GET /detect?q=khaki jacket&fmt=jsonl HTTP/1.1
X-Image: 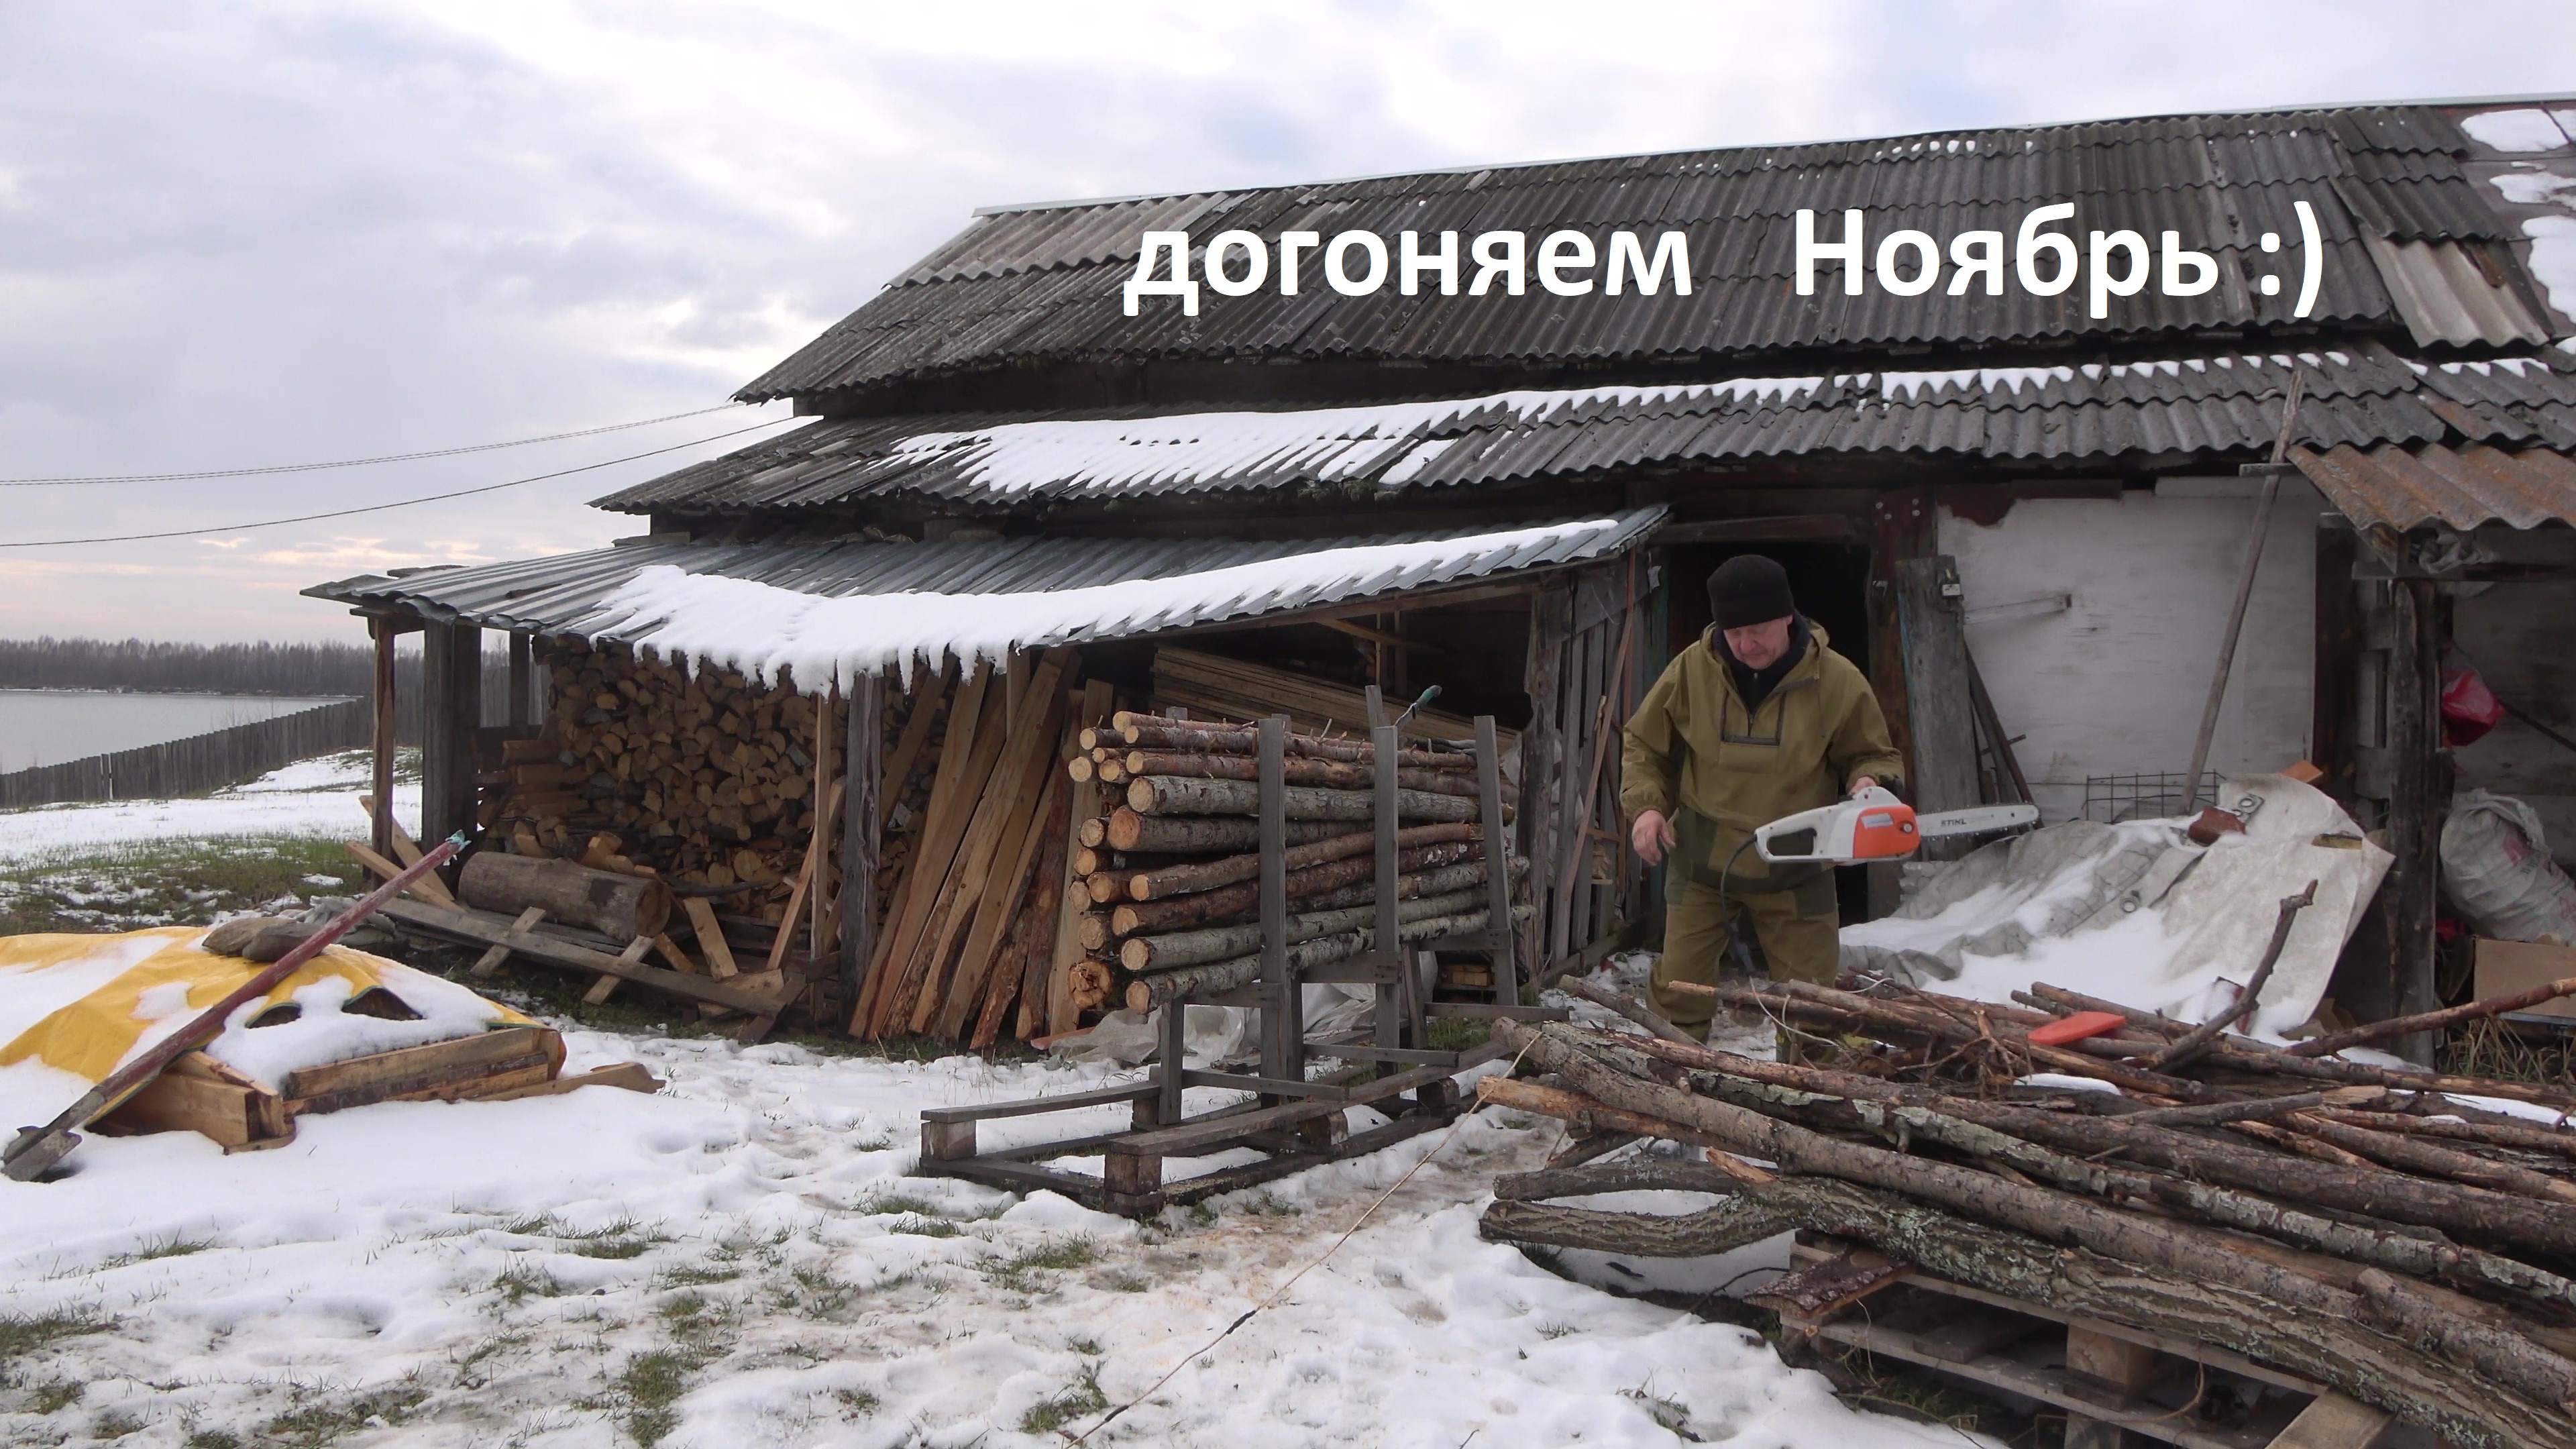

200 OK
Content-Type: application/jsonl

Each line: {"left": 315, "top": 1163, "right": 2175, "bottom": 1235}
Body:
{"left": 1619, "top": 621, "right": 1905, "bottom": 888}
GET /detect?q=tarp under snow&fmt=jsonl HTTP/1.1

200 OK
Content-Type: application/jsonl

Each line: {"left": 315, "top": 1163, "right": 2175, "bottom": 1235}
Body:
{"left": 1841, "top": 774, "right": 2393, "bottom": 1038}
{"left": 1, "top": 927, "right": 533, "bottom": 1124}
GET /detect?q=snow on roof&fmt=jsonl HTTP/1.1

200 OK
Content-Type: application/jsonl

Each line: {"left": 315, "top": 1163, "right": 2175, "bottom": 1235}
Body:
{"left": 565, "top": 512, "right": 1661, "bottom": 690}
{"left": 2462, "top": 108, "right": 2575, "bottom": 153}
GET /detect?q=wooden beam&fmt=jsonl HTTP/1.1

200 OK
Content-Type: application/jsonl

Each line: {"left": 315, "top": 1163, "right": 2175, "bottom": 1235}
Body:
{"left": 371, "top": 616, "right": 398, "bottom": 859}
{"left": 1893, "top": 555, "right": 1980, "bottom": 820}
{"left": 2383, "top": 578, "right": 2445, "bottom": 1064}
{"left": 419, "top": 622, "right": 482, "bottom": 846}
{"left": 1653, "top": 514, "right": 1860, "bottom": 543}
{"left": 841, "top": 670, "right": 883, "bottom": 1020}
{"left": 507, "top": 632, "right": 533, "bottom": 731}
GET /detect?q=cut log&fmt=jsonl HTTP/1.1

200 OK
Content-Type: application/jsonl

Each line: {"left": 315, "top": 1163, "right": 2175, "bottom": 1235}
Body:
{"left": 1108, "top": 843, "right": 1484, "bottom": 936}
{"left": 1121, "top": 887, "right": 1491, "bottom": 971}
{"left": 458, "top": 851, "right": 670, "bottom": 941}
{"left": 1068, "top": 958, "right": 1115, "bottom": 1011}
{"left": 1103, "top": 808, "right": 1348, "bottom": 853}
{"left": 1123, "top": 822, "right": 1479, "bottom": 900}
{"left": 1120, "top": 750, "right": 1499, "bottom": 801}
{"left": 1123, "top": 904, "right": 1525, "bottom": 1009}
{"left": 1125, "top": 774, "right": 1479, "bottom": 824}
{"left": 1113, "top": 715, "right": 1474, "bottom": 768}
{"left": 1477, "top": 1077, "right": 1774, "bottom": 1182}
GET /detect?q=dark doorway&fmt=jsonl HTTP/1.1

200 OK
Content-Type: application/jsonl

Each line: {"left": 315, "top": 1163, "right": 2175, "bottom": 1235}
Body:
{"left": 1662, "top": 539, "right": 1878, "bottom": 925}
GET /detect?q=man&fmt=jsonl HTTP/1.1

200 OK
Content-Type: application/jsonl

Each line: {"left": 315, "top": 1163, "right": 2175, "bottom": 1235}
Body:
{"left": 1621, "top": 553, "right": 1904, "bottom": 1036}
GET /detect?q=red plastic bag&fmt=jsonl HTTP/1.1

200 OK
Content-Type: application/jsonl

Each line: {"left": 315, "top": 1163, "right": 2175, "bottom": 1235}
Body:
{"left": 2441, "top": 657, "right": 2504, "bottom": 747}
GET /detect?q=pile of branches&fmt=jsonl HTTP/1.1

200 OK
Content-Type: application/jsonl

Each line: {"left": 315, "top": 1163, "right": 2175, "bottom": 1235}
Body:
{"left": 1476, "top": 959, "right": 2576, "bottom": 1448}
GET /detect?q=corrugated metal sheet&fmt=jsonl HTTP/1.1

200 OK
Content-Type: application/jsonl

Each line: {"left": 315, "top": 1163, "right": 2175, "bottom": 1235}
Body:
{"left": 603, "top": 345, "right": 2576, "bottom": 513}
{"left": 301, "top": 510, "right": 1667, "bottom": 657}
{"left": 738, "top": 103, "right": 2567, "bottom": 402}
{"left": 2292, "top": 440, "right": 2576, "bottom": 529}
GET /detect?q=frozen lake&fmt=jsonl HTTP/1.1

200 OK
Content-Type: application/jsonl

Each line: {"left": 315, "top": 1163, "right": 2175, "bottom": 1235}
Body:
{"left": 0, "top": 690, "right": 351, "bottom": 773}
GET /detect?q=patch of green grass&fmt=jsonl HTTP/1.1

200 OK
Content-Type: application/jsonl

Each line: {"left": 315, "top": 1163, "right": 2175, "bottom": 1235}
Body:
{"left": 253, "top": 1380, "right": 429, "bottom": 1448}
{"left": 1242, "top": 1193, "right": 1300, "bottom": 1217}
{"left": 180, "top": 1430, "right": 240, "bottom": 1449}
{"left": 1426, "top": 1015, "right": 1491, "bottom": 1053}
{"left": 98, "top": 1235, "right": 216, "bottom": 1270}
{"left": 655, "top": 1263, "right": 739, "bottom": 1288}
{"left": 831, "top": 1388, "right": 879, "bottom": 1419}
{"left": 1618, "top": 1385, "right": 1693, "bottom": 1438}
{"left": 89, "top": 1407, "right": 143, "bottom": 1439}
{"left": 494, "top": 1214, "right": 667, "bottom": 1260}
{"left": 0, "top": 834, "right": 369, "bottom": 936}
{"left": 1016, "top": 1368, "right": 1108, "bottom": 1436}
{"left": 490, "top": 1263, "right": 572, "bottom": 1305}
{"left": 986, "top": 1240, "right": 1098, "bottom": 1293}
{"left": 1066, "top": 1336, "right": 1103, "bottom": 1356}
{"left": 888, "top": 1215, "right": 961, "bottom": 1239}
{"left": 1536, "top": 1322, "right": 1578, "bottom": 1340}
{"left": 863, "top": 1194, "right": 952, "bottom": 1219}
{"left": 1097, "top": 1272, "right": 1150, "bottom": 1293}
{"left": 0, "top": 1310, "right": 110, "bottom": 1368}
{"left": 614, "top": 1350, "right": 701, "bottom": 1447}
{"left": 26, "top": 1377, "right": 83, "bottom": 1413}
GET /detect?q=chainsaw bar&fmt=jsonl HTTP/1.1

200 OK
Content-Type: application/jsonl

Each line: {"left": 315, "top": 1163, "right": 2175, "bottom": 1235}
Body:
{"left": 1916, "top": 804, "right": 2039, "bottom": 839}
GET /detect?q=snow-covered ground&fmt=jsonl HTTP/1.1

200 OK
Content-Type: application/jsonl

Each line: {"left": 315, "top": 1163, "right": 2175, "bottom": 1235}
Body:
{"left": 0, "top": 1033, "right": 1978, "bottom": 1449}
{"left": 1, "top": 761, "right": 1980, "bottom": 1448}
{"left": 0, "top": 750, "right": 423, "bottom": 865}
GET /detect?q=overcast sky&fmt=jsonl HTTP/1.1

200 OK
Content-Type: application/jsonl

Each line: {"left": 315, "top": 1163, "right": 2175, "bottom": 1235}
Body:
{"left": 2, "top": 1, "right": 2570, "bottom": 645}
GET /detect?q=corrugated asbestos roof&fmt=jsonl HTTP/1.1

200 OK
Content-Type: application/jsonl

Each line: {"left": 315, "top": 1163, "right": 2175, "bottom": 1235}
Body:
{"left": 602, "top": 344, "right": 2576, "bottom": 514}
{"left": 2292, "top": 439, "right": 2576, "bottom": 529}
{"left": 741, "top": 102, "right": 2572, "bottom": 402}
{"left": 302, "top": 510, "right": 1665, "bottom": 676}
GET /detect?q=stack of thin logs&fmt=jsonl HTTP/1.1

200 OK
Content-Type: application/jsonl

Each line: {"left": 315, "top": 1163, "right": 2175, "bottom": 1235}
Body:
{"left": 1061, "top": 711, "right": 1527, "bottom": 1016}
{"left": 1475, "top": 950, "right": 2576, "bottom": 1448}
{"left": 850, "top": 648, "right": 1102, "bottom": 1048}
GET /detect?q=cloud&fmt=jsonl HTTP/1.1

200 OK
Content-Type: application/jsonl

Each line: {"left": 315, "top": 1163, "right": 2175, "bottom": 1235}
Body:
{"left": 3, "top": 0, "right": 2573, "bottom": 641}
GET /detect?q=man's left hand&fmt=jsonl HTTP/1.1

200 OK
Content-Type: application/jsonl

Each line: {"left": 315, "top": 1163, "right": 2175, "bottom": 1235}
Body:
{"left": 1849, "top": 776, "right": 1879, "bottom": 798}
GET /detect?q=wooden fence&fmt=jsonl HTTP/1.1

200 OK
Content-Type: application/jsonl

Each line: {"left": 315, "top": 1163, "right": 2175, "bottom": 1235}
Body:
{"left": 0, "top": 698, "right": 372, "bottom": 809}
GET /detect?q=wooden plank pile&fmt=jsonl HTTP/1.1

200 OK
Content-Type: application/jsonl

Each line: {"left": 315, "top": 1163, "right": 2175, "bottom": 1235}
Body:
{"left": 1150, "top": 647, "right": 1513, "bottom": 755}
{"left": 849, "top": 647, "right": 1097, "bottom": 1046}
{"left": 1063, "top": 711, "right": 1523, "bottom": 1017}
{"left": 1475, "top": 965, "right": 2576, "bottom": 1448}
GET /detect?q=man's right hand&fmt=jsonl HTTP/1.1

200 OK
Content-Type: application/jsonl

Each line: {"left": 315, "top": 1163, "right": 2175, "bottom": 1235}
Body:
{"left": 1631, "top": 809, "right": 1678, "bottom": 867}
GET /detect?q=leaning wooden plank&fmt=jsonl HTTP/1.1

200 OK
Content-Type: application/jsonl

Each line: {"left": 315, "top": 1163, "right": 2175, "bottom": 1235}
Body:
{"left": 379, "top": 899, "right": 808, "bottom": 1014}
{"left": 936, "top": 703, "right": 1073, "bottom": 1040}
{"left": 905, "top": 656, "right": 1069, "bottom": 1031}
{"left": 682, "top": 897, "right": 739, "bottom": 979}
{"left": 583, "top": 936, "right": 655, "bottom": 1006}
{"left": 282, "top": 1025, "right": 560, "bottom": 1100}
{"left": 477, "top": 1061, "right": 664, "bottom": 1102}
{"left": 855, "top": 661, "right": 998, "bottom": 1034}
{"left": 345, "top": 840, "right": 460, "bottom": 908}
{"left": 971, "top": 764, "right": 1072, "bottom": 1046}
{"left": 881, "top": 661, "right": 952, "bottom": 824}
{"left": 767, "top": 777, "right": 846, "bottom": 975}
{"left": 885, "top": 652, "right": 1068, "bottom": 1036}
{"left": 470, "top": 906, "right": 549, "bottom": 979}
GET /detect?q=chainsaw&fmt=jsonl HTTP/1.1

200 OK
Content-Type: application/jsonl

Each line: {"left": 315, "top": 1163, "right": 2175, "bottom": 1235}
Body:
{"left": 1754, "top": 786, "right": 2037, "bottom": 865}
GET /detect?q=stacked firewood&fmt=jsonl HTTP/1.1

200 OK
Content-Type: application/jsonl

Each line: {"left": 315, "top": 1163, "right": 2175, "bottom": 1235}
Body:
{"left": 1062, "top": 711, "right": 1527, "bottom": 1016}
{"left": 492, "top": 642, "right": 924, "bottom": 927}
{"left": 1478, "top": 965, "right": 2576, "bottom": 1448}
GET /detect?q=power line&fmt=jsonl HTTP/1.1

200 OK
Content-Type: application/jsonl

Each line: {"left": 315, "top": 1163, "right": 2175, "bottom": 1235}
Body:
{"left": 0, "top": 418, "right": 799, "bottom": 549}
{"left": 0, "top": 402, "right": 761, "bottom": 486}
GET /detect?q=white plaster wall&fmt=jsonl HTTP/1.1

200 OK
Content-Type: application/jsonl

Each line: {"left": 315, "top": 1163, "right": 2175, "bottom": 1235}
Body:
{"left": 1937, "top": 484, "right": 2318, "bottom": 821}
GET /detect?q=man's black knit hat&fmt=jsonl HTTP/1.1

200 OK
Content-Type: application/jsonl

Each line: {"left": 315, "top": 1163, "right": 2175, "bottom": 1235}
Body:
{"left": 1708, "top": 554, "right": 1797, "bottom": 629}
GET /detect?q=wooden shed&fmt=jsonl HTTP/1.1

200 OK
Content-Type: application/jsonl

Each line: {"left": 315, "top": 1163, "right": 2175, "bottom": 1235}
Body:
{"left": 312, "top": 98, "right": 2576, "bottom": 1051}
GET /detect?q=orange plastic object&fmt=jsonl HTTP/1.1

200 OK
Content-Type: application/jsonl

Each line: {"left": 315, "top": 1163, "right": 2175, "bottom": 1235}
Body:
{"left": 2027, "top": 1010, "right": 2129, "bottom": 1046}
{"left": 1848, "top": 803, "right": 1922, "bottom": 860}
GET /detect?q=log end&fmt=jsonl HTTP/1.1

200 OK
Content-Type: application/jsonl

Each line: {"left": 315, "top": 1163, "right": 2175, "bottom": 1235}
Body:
{"left": 1120, "top": 939, "right": 1149, "bottom": 971}
{"left": 1124, "top": 981, "right": 1152, "bottom": 1013}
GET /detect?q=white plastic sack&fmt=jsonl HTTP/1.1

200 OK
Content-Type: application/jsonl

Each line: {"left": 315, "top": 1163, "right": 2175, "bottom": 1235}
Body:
{"left": 1842, "top": 774, "right": 2391, "bottom": 1038}
{"left": 2441, "top": 790, "right": 2576, "bottom": 945}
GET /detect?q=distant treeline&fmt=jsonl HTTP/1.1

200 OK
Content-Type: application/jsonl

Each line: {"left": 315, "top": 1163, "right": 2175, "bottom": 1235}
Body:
{"left": 0, "top": 635, "right": 400, "bottom": 696}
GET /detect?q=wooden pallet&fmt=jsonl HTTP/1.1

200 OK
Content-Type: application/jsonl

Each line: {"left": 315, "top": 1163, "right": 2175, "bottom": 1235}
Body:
{"left": 1771, "top": 1236, "right": 2395, "bottom": 1449}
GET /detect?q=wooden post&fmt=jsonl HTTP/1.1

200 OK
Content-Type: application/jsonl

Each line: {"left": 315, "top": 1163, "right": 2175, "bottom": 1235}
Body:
{"left": 1893, "top": 555, "right": 1980, "bottom": 827}
{"left": 1479, "top": 714, "right": 1519, "bottom": 1004}
{"left": 1257, "top": 716, "right": 1296, "bottom": 1082}
{"left": 841, "top": 672, "right": 883, "bottom": 1026}
{"left": 419, "top": 622, "right": 482, "bottom": 847}
{"left": 506, "top": 632, "right": 533, "bottom": 731}
{"left": 1373, "top": 722, "right": 1403, "bottom": 1055}
{"left": 810, "top": 690, "right": 841, "bottom": 972}
{"left": 2063, "top": 1326, "right": 2163, "bottom": 1449}
{"left": 370, "top": 616, "right": 398, "bottom": 859}
{"left": 2383, "top": 577, "right": 2444, "bottom": 1065}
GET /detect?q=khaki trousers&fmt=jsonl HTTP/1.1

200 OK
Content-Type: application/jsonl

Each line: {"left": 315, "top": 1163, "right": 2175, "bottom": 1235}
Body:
{"left": 1646, "top": 875, "right": 1841, "bottom": 1034}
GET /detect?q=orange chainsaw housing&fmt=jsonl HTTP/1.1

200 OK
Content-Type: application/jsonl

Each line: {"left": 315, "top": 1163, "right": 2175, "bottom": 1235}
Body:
{"left": 1847, "top": 802, "right": 1921, "bottom": 860}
